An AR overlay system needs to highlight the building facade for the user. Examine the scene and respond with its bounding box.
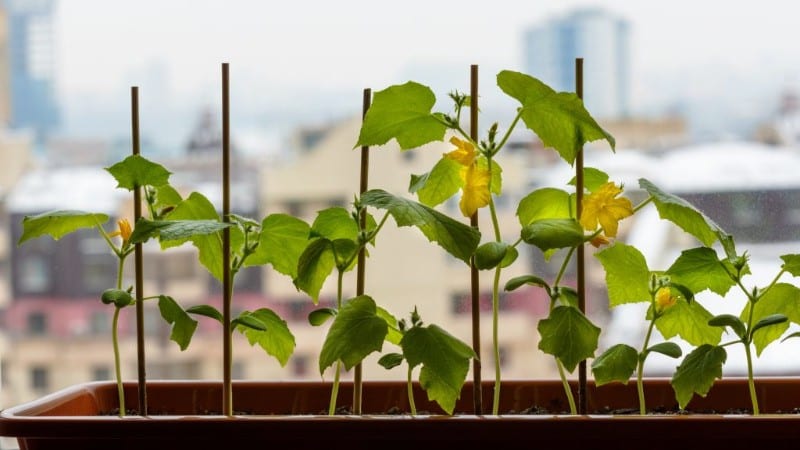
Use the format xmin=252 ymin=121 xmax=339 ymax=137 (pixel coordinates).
xmin=3 ymin=0 xmax=59 ymax=141
xmin=523 ymin=7 xmax=631 ymax=120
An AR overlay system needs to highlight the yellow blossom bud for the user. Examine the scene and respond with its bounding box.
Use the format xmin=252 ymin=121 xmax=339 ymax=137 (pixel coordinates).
xmin=655 ymin=287 xmax=677 ymax=313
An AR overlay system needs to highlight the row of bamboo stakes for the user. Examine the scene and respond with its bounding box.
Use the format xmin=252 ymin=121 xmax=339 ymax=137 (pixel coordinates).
xmin=127 ymin=59 xmax=590 ymax=416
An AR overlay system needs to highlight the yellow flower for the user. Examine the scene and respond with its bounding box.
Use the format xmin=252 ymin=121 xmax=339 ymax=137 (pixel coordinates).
xmin=579 ymin=182 xmax=633 ymax=238
xmin=444 ymin=137 xmax=476 ymax=166
xmin=459 ymin=164 xmax=491 ymax=217
xmin=655 ymin=287 xmax=677 ymax=313
xmin=109 ymin=218 xmax=133 ymax=245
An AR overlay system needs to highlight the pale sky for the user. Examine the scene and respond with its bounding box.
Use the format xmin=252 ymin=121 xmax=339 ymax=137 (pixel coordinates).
xmin=55 ymin=0 xmax=800 ymax=95
xmin=50 ymin=0 xmax=800 ymax=146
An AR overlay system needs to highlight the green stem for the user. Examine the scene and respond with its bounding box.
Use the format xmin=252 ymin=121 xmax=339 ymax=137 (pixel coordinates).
xmin=556 ymin=358 xmax=577 ymax=414
xmin=407 ymin=365 xmax=417 ymax=416
xmin=554 ymin=247 xmax=577 ymax=287
xmin=633 ymin=196 xmax=654 ymax=214
xmin=492 ymin=112 xmax=523 ymax=157
xmin=491 ymin=265 xmax=502 ymax=414
xmin=744 ymin=343 xmax=759 ymax=415
xmin=637 ymin=319 xmax=656 ymax=415
xmin=328 ymin=361 xmax=342 ymax=416
xmin=112 ymin=306 xmax=125 ymax=417
xmin=327 ymin=269 xmax=346 ymax=416
xmin=743 ymin=292 xmax=759 ymax=415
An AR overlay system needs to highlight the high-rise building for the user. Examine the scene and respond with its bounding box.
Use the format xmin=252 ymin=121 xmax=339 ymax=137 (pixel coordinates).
xmin=4 ymin=0 xmax=59 ymax=140
xmin=524 ymin=7 xmax=630 ymax=119
xmin=0 ymin=3 xmax=10 ymax=126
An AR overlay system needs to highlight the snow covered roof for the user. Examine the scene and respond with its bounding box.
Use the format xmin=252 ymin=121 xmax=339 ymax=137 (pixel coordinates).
xmin=657 ymin=141 xmax=800 ymax=192
xmin=6 ymin=166 xmax=125 ymax=215
xmin=528 ymin=141 xmax=800 ymax=194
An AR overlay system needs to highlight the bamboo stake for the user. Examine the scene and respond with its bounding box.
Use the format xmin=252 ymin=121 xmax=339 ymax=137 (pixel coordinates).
xmin=469 ymin=64 xmax=483 ymax=415
xmin=353 ymin=88 xmax=371 ymax=415
xmin=575 ymin=58 xmax=588 ymax=415
xmin=221 ymin=63 xmax=233 ymax=416
xmin=131 ymin=86 xmax=147 ymax=416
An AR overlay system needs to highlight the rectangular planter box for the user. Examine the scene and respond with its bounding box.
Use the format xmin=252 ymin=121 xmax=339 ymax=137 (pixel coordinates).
xmin=1 ymin=378 xmax=799 ymax=449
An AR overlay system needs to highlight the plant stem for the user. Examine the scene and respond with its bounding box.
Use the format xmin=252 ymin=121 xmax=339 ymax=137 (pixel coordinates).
xmin=744 ymin=343 xmax=759 ymax=415
xmin=112 ymin=250 xmax=128 ymax=417
xmin=743 ymin=293 xmax=760 ymax=415
xmin=556 ymin=359 xmax=577 ymax=414
xmin=637 ymin=319 xmax=656 ymax=415
xmin=327 ymin=269 xmax=346 ymax=416
xmin=491 ymin=265 xmax=502 ymax=414
xmin=112 ymin=306 xmax=125 ymax=417
xmin=407 ymin=365 xmax=417 ymax=416
xmin=328 ymin=361 xmax=342 ymax=416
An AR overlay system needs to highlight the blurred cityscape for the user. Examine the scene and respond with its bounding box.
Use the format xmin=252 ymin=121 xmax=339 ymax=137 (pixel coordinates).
xmin=1 ymin=1 xmax=800 ymax=412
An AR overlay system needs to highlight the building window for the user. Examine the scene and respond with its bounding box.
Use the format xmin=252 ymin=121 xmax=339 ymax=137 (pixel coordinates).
xmin=232 ymin=362 xmax=245 ymax=380
xmin=19 ymin=255 xmax=50 ymax=294
xmin=92 ymin=366 xmax=111 ymax=381
xmin=31 ymin=366 xmax=49 ymax=391
xmin=292 ymin=354 xmax=309 ymax=378
xmin=89 ymin=311 xmax=109 ymax=335
xmin=27 ymin=312 xmax=47 ymax=335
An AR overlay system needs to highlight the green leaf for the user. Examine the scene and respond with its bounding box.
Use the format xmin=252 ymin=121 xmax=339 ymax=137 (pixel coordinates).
xmin=568 ymin=167 xmax=610 ymax=193
xmin=474 ymin=241 xmax=510 ymax=270
xmin=152 ymin=185 xmax=182 ymax=212
xmin=639 ymin=178 xmax=727 ymax=247
xmin=246 ymin=214 xmax=311 ymax=278
xmin=237 ymin=308 xmax=295 ymax=367
xmin=232 ymin=314 xmax=268 ymax=331
xmin=308 ymin=308 xmax=336 ymax=326
xmin=186 ymin=304 xmax=223 ymax=323
xmin=157 ymin=295 xmax=198 ymax=351
xmin=781 ymin=331 xmax=800 ymax=343
xmin=319 ymin=296 xmax=388 ymax=372
xmin=666 ymin=247 xmax=736 ymax=296
xmin=595 ymin=243 xmax=651 ymax=307
xmin=376 ymin=306 xmax=403 ymax=345
xmin=163 ymin=192 xmax=226 ymax=281
xmin=128 ymin=218 xmax=231 ymax=245
xmin=497 ymin=70 xmax=614 ymax=165
xmin=413 ymin=157 xmax=462 ymax=207
xmin=666 ymin=247 xmax=736 ymax=297
xmin=538 ymin=305 xmax=600 ymax=372
xmin=646 ymin=342 xmax=682 ymax=359
xmin=361 ymin=189 xmax=481 ymax=264
xmin=402 ymin=324 xmax=476 ymax=415
xmin=311 ymin=207 xmax=359 ymax=241
xmin=708 ymin=314 xmax=746 ymax=340
xmin=671 ymin=344 xmax=727 ymax=409
xmin=516 ymin=188 xmax=573 ymax=227
xmin=591 ymin=344 xmax=638 ymax=386
xmin=105 ymin=154 xmax=171 ymax=190
xmin=744 ymin=283 xmax=800 ymax=355
xmin=555 ymin=286 xmax=580 ymax=308
xmin=331 ymin=238 xmax=359 ymax=271
xmin=294 ymin=238 xmax=335 ymax=304
xmin=521 ymin=218 xmax=585 ymax=252
xmin=19 ymin=210 xmax=109 ymax=245
xmin=356 ymin=81 xmax=446 ymax=149
xmin=657 ymin=299 xmax=723 ymax=346
xmin=378 ymin=353 xmax=405 ymax=370
xmin=504 ymin=274 xmax=550 ymax=294
xmin=500 ymin=246 xmax=518 ymax=268
xmin=780 ymin=254 xmax=800 ymax=277
xmin=751 ymin=314 xmax=789 ymax=338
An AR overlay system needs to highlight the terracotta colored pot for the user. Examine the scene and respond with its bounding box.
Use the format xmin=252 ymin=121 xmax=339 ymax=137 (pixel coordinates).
xmin=1 ymin=378 xmax=799 ymax=449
